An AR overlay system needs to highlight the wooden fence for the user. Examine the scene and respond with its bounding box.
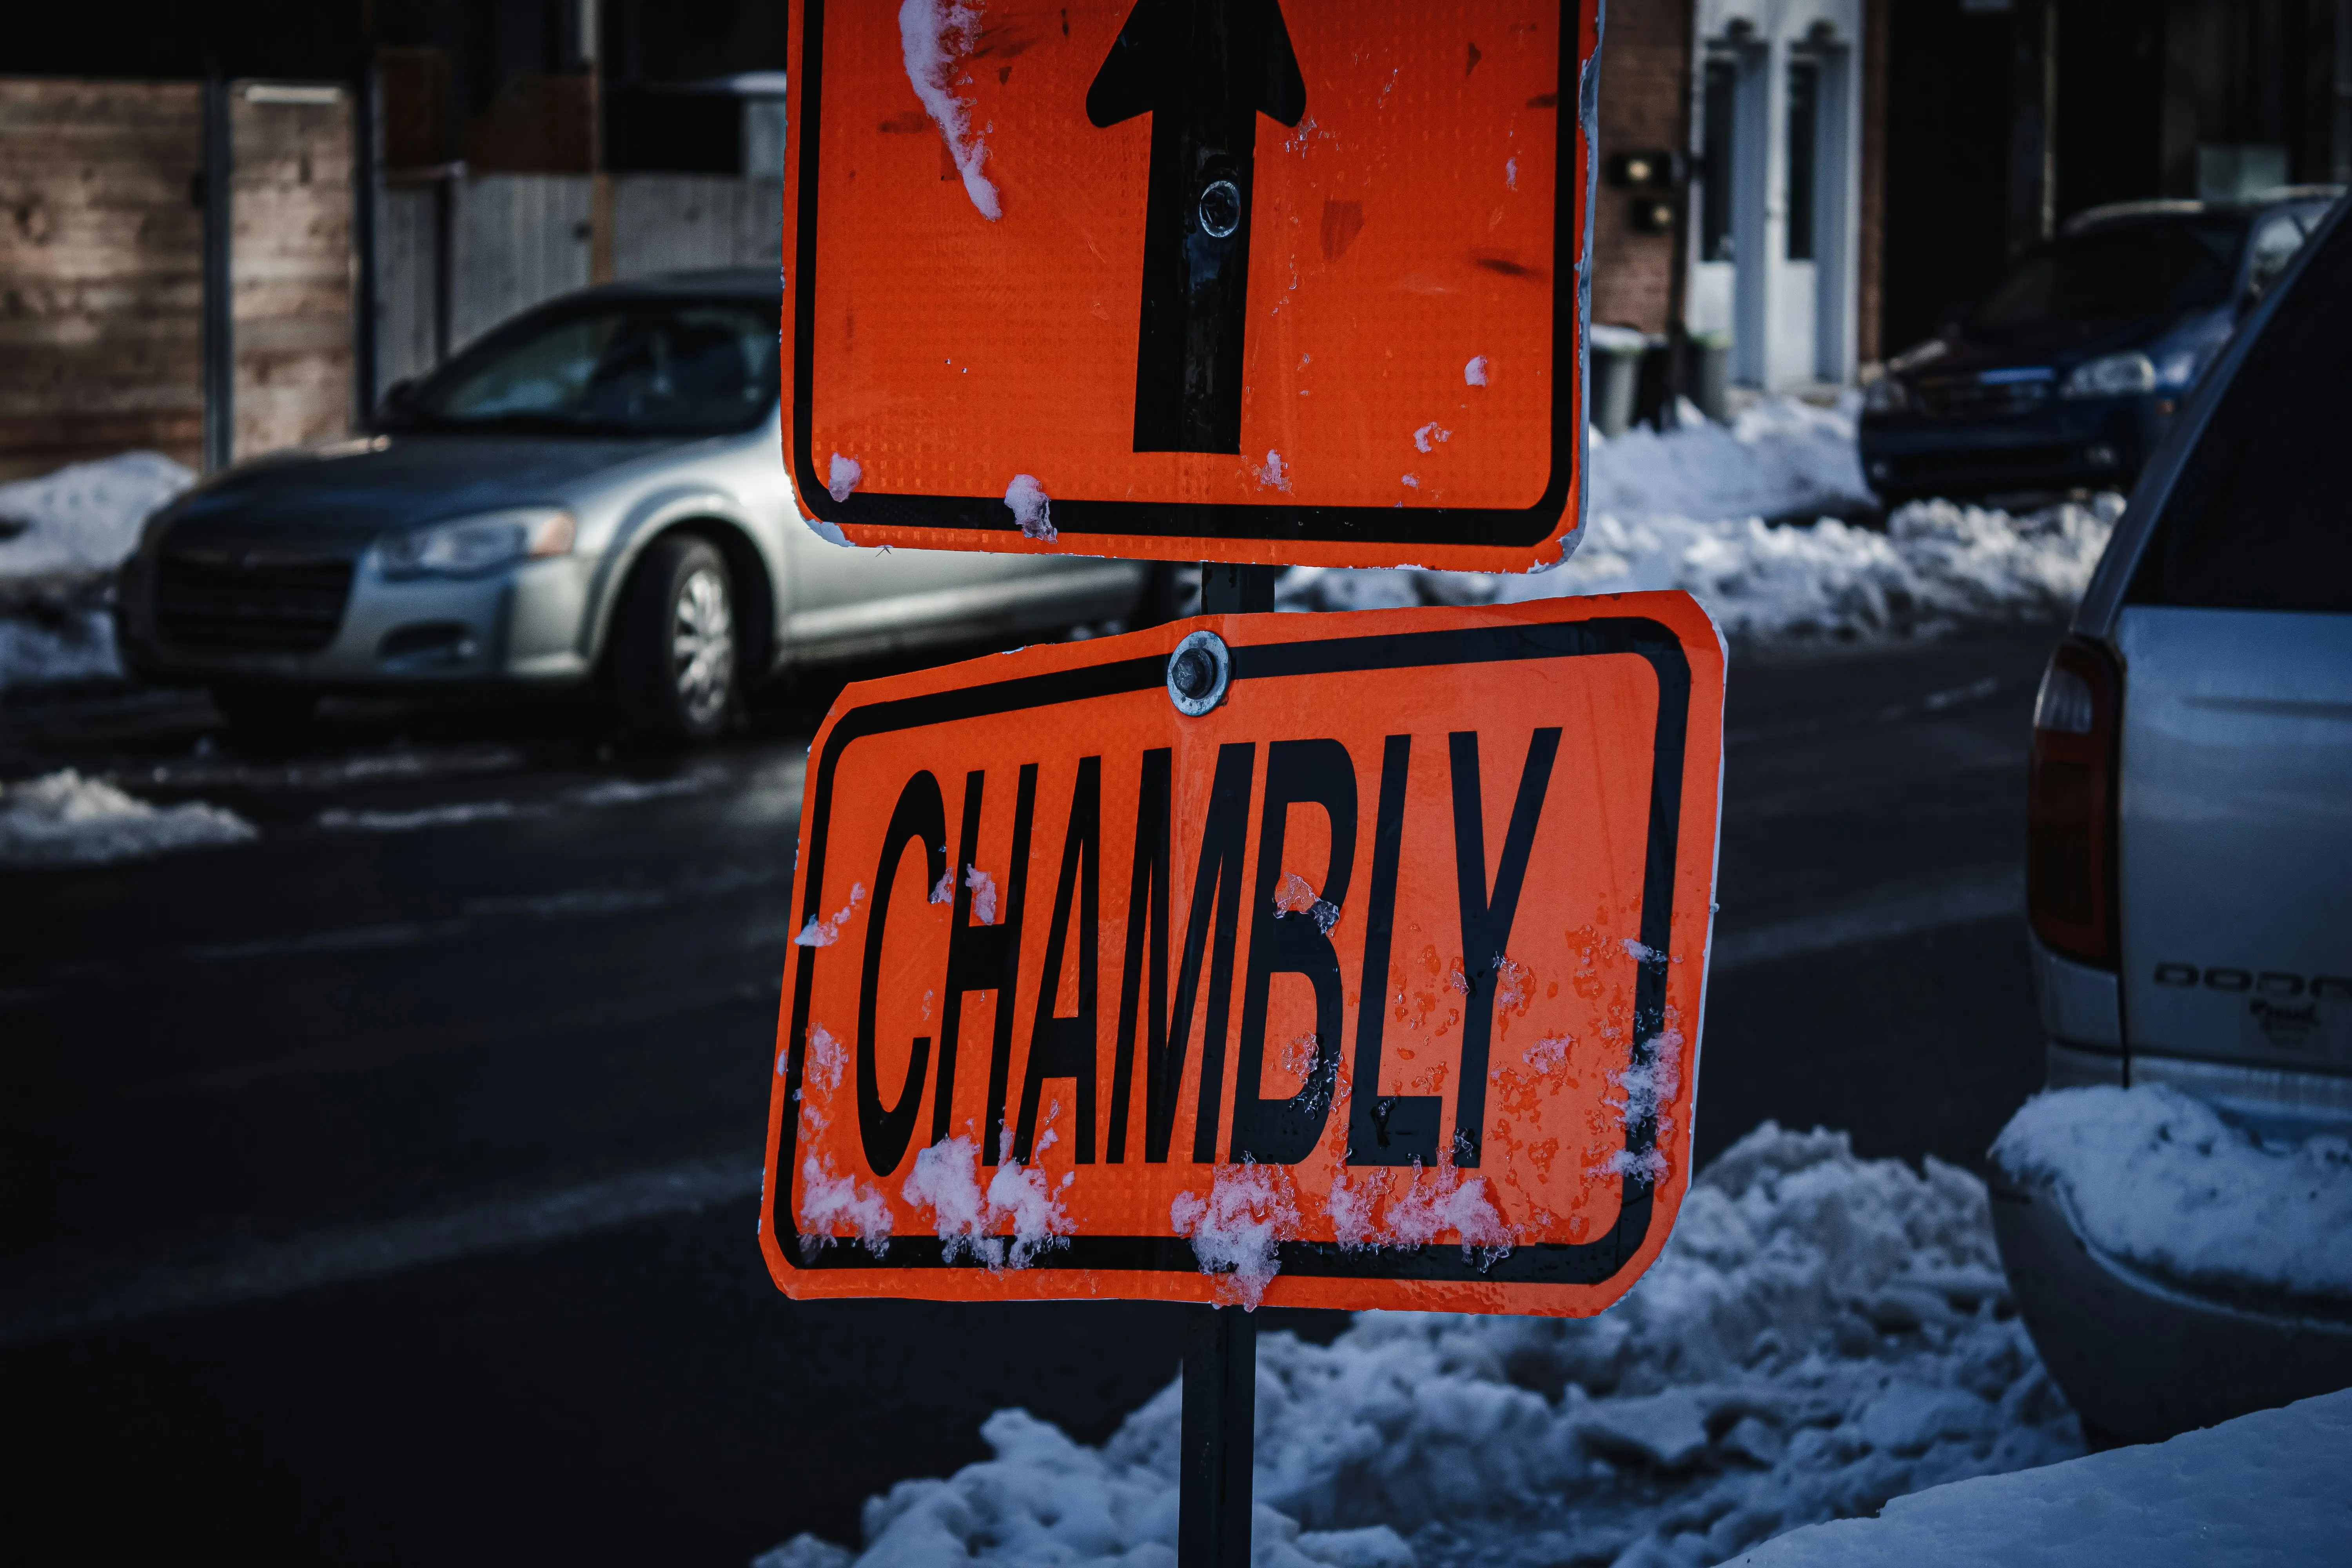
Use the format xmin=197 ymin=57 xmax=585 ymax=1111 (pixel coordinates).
xmin=379 ymin=173 xmax=784 ymax=392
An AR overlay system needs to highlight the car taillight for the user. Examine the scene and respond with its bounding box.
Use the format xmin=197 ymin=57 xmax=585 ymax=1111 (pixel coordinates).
xmin=2027 ymin=636 xmax=2122 ymax=967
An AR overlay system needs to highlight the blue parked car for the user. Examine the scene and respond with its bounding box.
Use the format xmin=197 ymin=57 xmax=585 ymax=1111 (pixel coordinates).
xmin=1860 ymin=190 xmax=2339 ymax=507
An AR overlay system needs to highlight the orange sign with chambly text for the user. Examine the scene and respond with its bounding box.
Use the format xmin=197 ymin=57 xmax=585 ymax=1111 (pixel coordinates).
xmin=759 ymin=592 xmax=1724 ymax=1315
xmin=780 ymin=0 xmax=1599 ymax=573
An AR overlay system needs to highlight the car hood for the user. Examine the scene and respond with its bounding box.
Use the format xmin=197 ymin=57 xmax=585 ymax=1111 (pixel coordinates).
xmin=1929 ymin=316 xmax=2169 ymax=375
xmin=156 ymin=432 xmax=686 ymax=548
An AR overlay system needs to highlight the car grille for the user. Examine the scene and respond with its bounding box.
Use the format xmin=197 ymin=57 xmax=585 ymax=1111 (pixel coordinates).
xmin=155 ymin=547 xmax=356 ymax=654
xmin=1878 ymin=444 xmax=2080 ymax=486
xmin=1914 ymin=374 xmax=2053 ymax=420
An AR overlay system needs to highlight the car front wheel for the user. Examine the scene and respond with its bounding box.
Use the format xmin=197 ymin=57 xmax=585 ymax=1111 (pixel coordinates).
xmin=613 ymin=534 xmax=737 ymax=744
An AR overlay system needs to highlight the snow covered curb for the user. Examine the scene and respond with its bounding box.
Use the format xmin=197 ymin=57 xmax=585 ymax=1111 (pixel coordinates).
xmin=1281 ymin=495 xmax=2118 ymax=640
xmin=1728 ymin=1386 xmax=2352 ymax=1568
xmin=1588 ymin=396 xmax=1874 ymax=526
xmin=0 ymin=452 xmax=188 ymax=691
xmin=0 ymin=770 xmax=256 ymax=866
xmin=755 ymin=1125 xmax=2082 ymax=1568
xmin=0 ymin=601 xmax=120 ymax=690
xmin=1991 ymin=1085 xmax=2352 ymax=1306
xmin=0 ymin=452 xmax=189 ymax=582
xmin=1279 ymin=396 xmax=2119 ymax=640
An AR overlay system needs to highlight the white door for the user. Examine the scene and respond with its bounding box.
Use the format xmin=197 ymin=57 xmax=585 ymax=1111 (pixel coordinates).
xmin=1768 ymin=53 xmax=1822 ymax=388
xmin=1689 ymin=52 xmax=1740 ymax=344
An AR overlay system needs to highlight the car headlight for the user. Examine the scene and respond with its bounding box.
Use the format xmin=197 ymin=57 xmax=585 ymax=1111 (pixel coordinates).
xmin=2060 ymin=352 xmax=2157 ymax=399
xmin=1864 ymin=375 xmax=1911 ymax=414
xmin=379 ymin=508 xmax=575 ymax=579
xmin=2154 ymin=348 xmax=2207 ymax=389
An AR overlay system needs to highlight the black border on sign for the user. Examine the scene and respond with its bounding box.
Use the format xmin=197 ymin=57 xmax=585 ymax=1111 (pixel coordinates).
xmin=769 ymin=616 xmax=1690 ymax=1287
xmin=786 ymin=0 xmax=1584 ymax=551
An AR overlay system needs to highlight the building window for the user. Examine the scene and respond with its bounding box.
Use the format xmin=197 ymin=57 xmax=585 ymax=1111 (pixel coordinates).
xmin=1701 ymin=57 xmax=1737 ymax=262
xmin=1786 ymin=57 xmax=1820 ymax=261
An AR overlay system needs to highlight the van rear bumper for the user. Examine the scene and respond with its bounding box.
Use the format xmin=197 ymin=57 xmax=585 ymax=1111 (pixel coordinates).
xmin=1991 ymin=1169 xmax=2352 ymax=1443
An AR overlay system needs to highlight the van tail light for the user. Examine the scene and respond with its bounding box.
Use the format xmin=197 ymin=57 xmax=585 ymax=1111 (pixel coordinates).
xmin=2027 ymin=636 xmax=2122 ymax=967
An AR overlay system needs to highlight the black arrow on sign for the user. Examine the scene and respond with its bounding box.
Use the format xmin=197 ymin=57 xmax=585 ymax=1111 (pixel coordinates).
xmin=1088 ymin=0 xmax=1306 ymax=454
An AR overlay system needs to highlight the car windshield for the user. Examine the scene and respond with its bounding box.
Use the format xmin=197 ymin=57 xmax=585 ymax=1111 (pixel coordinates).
xmin=1969 ymin=218 xmax=2244 ymax=335
xmin=394 ymin=299 xmax=779 ymax=436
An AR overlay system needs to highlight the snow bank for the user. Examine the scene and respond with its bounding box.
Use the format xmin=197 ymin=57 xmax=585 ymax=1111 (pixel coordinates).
xmin=1991 ymin=1085 xmax=2352 ymax=1305
xmin=754 ymin=1125 xmax=2082 ymax=1568
xmin=1730 ymin=1386 xmax=2352 ymax=1568
xmin=0 ymin=769 xmax=256 ymax=866
xmin=1281 ymin=495 xmax=2117 ymax=641
xmin=1279 ymin=400 xmax=2120 ymax=640
xmin=0 ymin=452 xmax=190 ymax=688
xmin=1587 ymin=397 xmax=1871 ymax=528
xmin=0 ymin=606 xmax=120 ymax=688
xmin=0 ymin=452 xmax=191 ymax=581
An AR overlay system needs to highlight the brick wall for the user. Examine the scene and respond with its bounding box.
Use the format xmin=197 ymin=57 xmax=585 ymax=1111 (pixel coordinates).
xmin=1858 ymin=0 xmax=1887 ymax=365
xmin=1589 ymin=0 xmax=1690 ymax=335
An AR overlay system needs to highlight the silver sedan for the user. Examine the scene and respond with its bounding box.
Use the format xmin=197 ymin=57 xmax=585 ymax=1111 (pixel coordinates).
xmin=115 ymin=269 xmax=1151 ymax=742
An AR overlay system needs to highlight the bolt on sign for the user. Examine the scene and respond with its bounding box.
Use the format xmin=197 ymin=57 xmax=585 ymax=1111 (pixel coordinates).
xmin=780 ymin=0 xmax=1601 ymax=573
xmin=759 ymin=593 xmax=1725 ymax=1315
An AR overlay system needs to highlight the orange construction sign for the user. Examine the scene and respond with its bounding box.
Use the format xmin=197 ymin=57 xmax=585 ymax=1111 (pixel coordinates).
xmin=780 ymin=0 xmax=1600 ymax=573
xmin=759 ymin=592 xmax=1724 ymax=1316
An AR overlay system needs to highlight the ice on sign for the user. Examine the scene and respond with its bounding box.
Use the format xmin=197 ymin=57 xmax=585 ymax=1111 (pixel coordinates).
xmin=760 ymin=593 xmax=1725 ymax=1316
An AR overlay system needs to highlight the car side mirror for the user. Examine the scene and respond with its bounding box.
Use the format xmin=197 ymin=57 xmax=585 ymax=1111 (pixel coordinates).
xmin=372 ymin=378 xmax=418 ymax=433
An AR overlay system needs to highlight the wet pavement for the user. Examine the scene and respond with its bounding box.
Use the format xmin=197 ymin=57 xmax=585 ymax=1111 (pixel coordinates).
xmin=0 ymin=621 xmax=2063 ymax=1563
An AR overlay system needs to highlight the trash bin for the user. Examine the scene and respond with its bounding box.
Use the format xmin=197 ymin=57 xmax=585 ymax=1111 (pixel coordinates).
xmin=1589 ymin=324 xmax=1647 ymax=437
xmin=1685 ymin=330 xmax=1732 ymax=424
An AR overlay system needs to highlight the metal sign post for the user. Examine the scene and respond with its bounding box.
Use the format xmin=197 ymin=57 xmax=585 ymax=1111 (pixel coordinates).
xmin=1198 ymin=563 xmax=1278 ymax=615
xmin=1179 ymin=1306 xmax=1258 ymax=1568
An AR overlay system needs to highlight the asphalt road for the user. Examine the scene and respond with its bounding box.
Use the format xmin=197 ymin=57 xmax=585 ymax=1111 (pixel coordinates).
xmin=0 ymin=620 xmax=2063 ymax=1564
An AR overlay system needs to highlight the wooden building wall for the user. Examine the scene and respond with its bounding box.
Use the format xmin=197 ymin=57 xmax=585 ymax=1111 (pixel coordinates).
xmin=230 ymin=87 xmax=356 ymax=460
xmin=0 ymin=78 xmax=358 ymax=481
xmin=0 ymin=79 xmax=204 ymax=482
xmin=610 ymin=176 xmax=785 ymax=282
xmin=7 ymin=73 xmax=811 ymax=477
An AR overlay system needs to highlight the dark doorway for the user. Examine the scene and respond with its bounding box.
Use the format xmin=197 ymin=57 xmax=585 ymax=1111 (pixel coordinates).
xmin=1880 ymin=0 xmax=2015 ymax=354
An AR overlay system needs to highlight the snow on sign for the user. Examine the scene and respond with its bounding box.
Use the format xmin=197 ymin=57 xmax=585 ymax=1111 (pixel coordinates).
xmin=780 ymin=0 xmax=1601 ymax=573
xmin=759 ymin=592 xmax=1725 ymax=1314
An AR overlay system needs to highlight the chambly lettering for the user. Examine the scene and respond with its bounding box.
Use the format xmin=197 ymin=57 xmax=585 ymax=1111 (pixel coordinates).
xmin=850 ymin=732 xmax=1562 ymax=1177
